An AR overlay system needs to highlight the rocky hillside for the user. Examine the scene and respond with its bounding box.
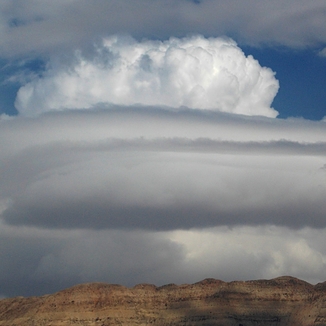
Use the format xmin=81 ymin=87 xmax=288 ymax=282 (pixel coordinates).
xmin=1 ymin=276 xmax=326 ymax=325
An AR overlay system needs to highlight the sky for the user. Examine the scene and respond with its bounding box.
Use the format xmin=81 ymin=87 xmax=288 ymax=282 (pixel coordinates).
xmin=0 ymin=0 xmax=326 ymax=298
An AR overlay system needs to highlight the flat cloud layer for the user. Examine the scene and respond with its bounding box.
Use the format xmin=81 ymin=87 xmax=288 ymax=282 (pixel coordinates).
xmin=15 ymin=36 xmax=279 ymax=117
xmin=1 ymin=107 xmax=326 ymax=230
xmin=1 ymin=106 xmax=326 ymax=298
xmin=0 ymin=0 xmax=326 ymax=57
xmin=2 ymin=107 xmax=326 ymax=231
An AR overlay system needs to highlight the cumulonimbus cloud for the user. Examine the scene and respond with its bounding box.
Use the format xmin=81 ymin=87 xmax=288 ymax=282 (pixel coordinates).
xmin=15 ymin=35 xmax=279 ymax=117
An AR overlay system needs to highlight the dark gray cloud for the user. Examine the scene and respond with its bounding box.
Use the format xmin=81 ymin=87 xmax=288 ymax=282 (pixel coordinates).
xmin=0 ymin=225 xmax=185 ymax=297
xmin=0 ymin=0 xmax=326 ymax=58
xmin=4 ymin=192 xmax=326 ymax=230
xmin=1 ymin=222 xmax=326 ymax=298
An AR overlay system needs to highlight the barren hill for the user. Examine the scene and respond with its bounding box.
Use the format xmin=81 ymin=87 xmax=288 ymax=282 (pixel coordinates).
xmin=1 ymin=276 xmax=326 ymax=325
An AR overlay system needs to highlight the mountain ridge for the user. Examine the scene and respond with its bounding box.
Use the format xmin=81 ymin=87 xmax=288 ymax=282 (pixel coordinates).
xmin=1 ymin=276 xmax=326 ymax=325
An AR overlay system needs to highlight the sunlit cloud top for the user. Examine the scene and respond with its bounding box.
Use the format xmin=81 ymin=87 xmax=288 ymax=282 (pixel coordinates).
xmin=15 ymin=36 xmax=279 ymax=118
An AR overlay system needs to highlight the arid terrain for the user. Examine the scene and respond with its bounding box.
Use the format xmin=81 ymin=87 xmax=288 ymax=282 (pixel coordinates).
xmin=1 ymin=276 xmax=326 ymax=325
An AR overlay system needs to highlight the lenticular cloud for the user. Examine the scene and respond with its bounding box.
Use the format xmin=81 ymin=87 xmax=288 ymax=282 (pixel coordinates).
xmin=16 ymin=35 xmax=279 ymax=117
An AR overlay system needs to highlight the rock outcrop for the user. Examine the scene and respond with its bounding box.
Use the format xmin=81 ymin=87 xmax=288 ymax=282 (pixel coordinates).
xmin=1 ymin=276 xmax=326 ymax=325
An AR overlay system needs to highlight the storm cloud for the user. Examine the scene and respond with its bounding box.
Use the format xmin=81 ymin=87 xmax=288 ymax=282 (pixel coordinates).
xmin=1 ymin=78 xmax=326 ymax=298
xmin=0 ymin=1 xmax=326 ymax=299
xmin=1 ymin=221 xmax=326 ymax=298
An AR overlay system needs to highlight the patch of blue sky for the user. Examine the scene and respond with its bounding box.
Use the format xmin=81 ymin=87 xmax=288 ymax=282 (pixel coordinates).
xmin=0 ymin=58 xmax=45 ymax=116
xmin=242 ymin=47 xmax=326 ymax=120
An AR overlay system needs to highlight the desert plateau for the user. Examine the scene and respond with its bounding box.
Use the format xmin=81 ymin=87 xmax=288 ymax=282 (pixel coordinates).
xmin=1 ymin=276 xmax=326 ymax=325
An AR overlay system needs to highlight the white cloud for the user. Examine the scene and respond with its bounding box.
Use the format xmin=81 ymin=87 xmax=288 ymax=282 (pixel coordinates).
xmin=15 ymin=35 xmax=279 ymax=117
xmin=169 ymin=226 xmax=326 ymax=285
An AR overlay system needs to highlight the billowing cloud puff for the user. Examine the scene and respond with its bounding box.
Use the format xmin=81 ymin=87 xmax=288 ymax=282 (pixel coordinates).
xmin=15 ymin=36 xmax=279 ymax=117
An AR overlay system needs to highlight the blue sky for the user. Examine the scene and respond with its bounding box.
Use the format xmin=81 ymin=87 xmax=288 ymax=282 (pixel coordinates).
xmin=1 ymin=0 xmax=326 ymax=298
xmin=242 ymin=47 xmax=326 ymax=120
